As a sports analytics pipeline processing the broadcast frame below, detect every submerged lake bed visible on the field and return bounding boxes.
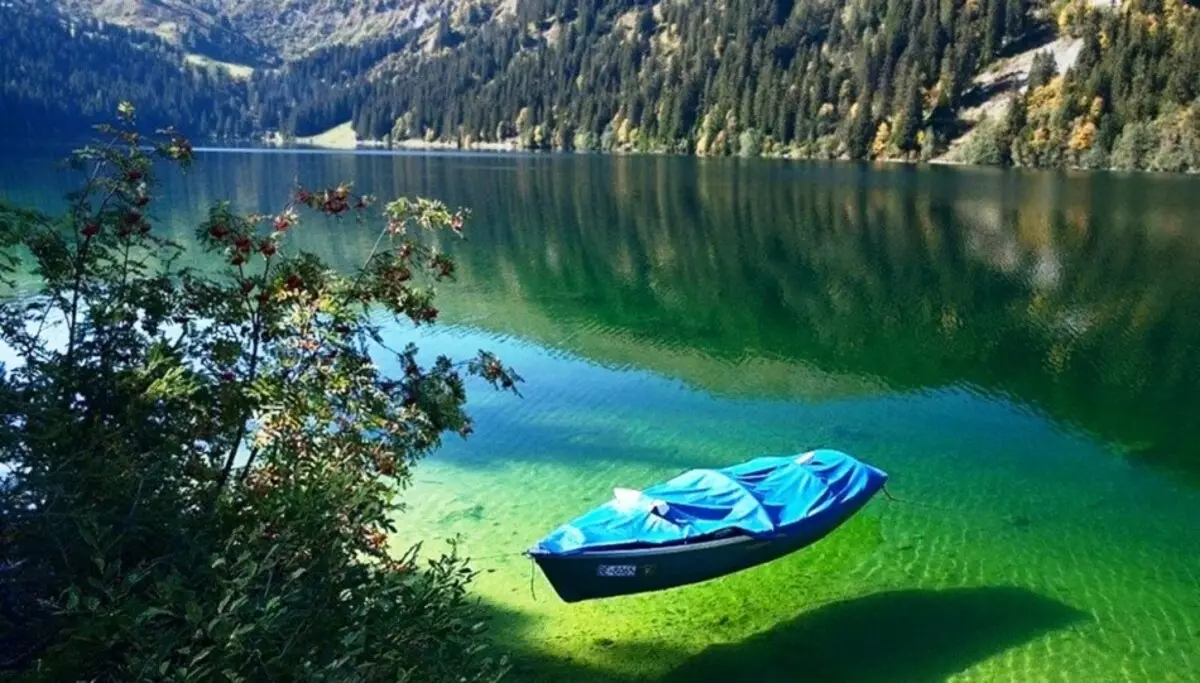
[4,149,1200,682]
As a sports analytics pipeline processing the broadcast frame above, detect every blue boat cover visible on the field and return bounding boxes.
[529,449,888,557]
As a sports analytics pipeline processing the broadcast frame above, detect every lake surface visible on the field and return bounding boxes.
[4,149,1200,682]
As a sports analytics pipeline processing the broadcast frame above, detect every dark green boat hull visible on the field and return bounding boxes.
[532,516,851,603]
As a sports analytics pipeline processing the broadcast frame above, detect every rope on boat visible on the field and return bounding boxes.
[528,557,538,602]
[882,484,903,503]
[880,483,965,513]
[881,483,941,508]
[456,550,541,601]
[468,551,527,563]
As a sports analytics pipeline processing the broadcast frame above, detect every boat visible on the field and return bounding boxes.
[527,448,888,603]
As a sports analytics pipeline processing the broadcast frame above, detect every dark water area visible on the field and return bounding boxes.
[3,149,1198,681]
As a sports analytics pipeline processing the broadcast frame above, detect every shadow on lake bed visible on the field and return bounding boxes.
[496,586,1087,683]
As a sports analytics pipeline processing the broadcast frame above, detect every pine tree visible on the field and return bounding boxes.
[848,91,875,159]
[1000,92,1027,164]
[1006,0,1027,42]
[985,0,1007,60]
[893,76,925,152]
[1028,51,1058,91]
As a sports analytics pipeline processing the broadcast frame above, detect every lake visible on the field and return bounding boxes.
[3,149,1199,682]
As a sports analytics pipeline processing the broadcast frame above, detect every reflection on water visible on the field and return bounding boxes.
[4,150,1200,681]
[440,157,1200,480]
[49,149,1197,482]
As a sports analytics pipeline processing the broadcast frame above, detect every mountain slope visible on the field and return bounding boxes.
[0,0,252,140]
[60,0,458,62]
[332,0,1041,159]
[318,0,1200,172]
[59,0,275,66]
[3,0,1199,172]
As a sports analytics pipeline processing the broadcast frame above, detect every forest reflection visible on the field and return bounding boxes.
[9,149,1199,481]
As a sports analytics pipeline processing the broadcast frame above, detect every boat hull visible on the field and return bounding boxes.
[532,497,872,602]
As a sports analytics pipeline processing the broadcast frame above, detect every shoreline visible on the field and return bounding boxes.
[182,136,1199,177]
[181,142,1079,174]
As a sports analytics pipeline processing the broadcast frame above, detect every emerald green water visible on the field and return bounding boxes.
[4,150,1200,681]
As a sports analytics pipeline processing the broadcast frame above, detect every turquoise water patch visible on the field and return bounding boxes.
[394,326,1200,683]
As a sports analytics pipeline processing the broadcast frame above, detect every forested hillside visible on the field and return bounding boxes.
[959,0,1200,171]
[61,0,441,61]
[342,0,1038,159]
[2,0,1199,171]
[59,0,277,67]
[0,0,253,139]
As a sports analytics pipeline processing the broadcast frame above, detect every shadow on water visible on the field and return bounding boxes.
[659,587,1086,683]
[489,587,1087,683]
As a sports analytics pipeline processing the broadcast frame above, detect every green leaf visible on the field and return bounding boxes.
[191,647,212,667]
[137,607,174,625]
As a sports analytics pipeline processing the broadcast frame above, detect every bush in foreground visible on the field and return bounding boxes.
[0,105,520,681]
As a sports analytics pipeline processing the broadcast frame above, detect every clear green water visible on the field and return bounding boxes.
[4,150,1200,682]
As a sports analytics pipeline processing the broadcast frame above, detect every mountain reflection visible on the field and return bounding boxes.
[376,154,1200,482]
[8,149,1200,481]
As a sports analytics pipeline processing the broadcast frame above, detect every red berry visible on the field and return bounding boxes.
[259,240,277,257]
[81,222,100,238]
[123,210,142,225]
[285,274,304,291]
[231,254,246,266]
[134,195,151,207]
[273,217,290,232]
[234,236,252,253]
[240,280,255,295]
[209,223,230,239]
[220,371,235,382]
[125,168,144,182]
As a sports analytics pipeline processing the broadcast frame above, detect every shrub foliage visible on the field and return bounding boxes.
[0,105,520,682]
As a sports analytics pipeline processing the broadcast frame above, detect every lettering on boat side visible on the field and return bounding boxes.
[596,564,658,577]
[597,564,638,577]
